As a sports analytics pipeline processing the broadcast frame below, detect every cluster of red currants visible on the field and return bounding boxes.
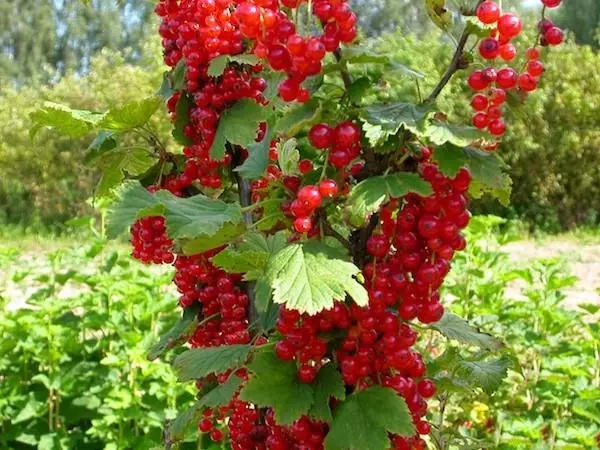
[468,0,564,139]
[234,0,357,103]
[130,216,174,264]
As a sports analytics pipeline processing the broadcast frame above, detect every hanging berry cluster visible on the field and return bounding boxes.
[112,0,567,449]
[468,0,564,140]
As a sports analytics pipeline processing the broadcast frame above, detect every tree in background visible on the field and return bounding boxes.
[0,0,156,84]
[556,0,600,49]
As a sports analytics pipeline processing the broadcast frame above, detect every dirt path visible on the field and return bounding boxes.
[502,239,600,308]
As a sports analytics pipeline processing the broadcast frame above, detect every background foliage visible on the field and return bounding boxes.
[1,1,598,230]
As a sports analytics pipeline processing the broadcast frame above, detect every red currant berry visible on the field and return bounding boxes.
[542,0,561,8]
[367,234,390,258]
[496,68,518,89]
[418,379,437,398]
[298,365,318,383]
[476,1,500,24]
[488,119,507,136]
[298,159,314,174]
[479,38,500,59]
[518,73,538,92]
[470,94,488,111]
[334,121,361,147]
[467,70,489,91]
[527,60,545,77]
[544,27,564,46]
[500,43,517,61]
[297,185,323,210]
[472,112,490,129]
[309,123,334,149]
[526,47,541,60]
[498,13,523,39]
[294,217,313,233]
[318,179,338,198]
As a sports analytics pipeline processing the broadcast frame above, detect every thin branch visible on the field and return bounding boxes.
[425,29,472,103]
[333,49,352,90]
[425,0,486,103]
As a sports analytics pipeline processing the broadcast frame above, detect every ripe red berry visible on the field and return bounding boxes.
[470,94,488,111]
[298,365,318,383]
[488,119,507,136]
[499,43,517,61]
[334,121,361,147]
[467,71,489,91]
[527,60,545,77]
[234,2,261,28]
[518,73,538,92]
[472,112,489,129]
[298,159,314,174]
[297,185,323,210]
[479,38,500,59]
[490,87,507,105]
[544,27,564,46]
[199,418,213,432]
[279,78,300,102]
[210,429,224,442]
[318,179,338,198]
[497,13,523,39]
[306,37,327,61]
[309,123,334,149]
[542,0,561,8]
[526,47,541,60]
[476,1,500,24]
[294,217,313,233]
[367,234,390,258]
[496,68,518,89]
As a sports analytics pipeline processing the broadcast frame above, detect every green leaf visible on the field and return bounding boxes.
[240,351,313,425]
[95,148,158,196]
[423,120,487,147]
[147,305,201,361]
[277,138,300,176]
[30,102,103,138]
[347,77,371,104]
[433,143,512,205]
[154,190,242,240]
[181,221,247,255]
[172,94,194,146]
[324,387,415,450]
[431,312,504,352]
[212,231,287,280]
[265,241,368,314]
[309,363,345,423]
[208,54,261,77]
[173,345,252,381]
[464,16,496,38]
[84,131,117,164]
[167,375,243,444]
[210,99,268,160]
[456,357,511,394]
[345,172,433,227]
[234,122,273,180]
[572,399,600,424]
[341,47,424,79]
[105,182,163,239]
[98,96,162,131]
[106,182,242,242]
[361,102,435,146]
[158,60,187,100]
[274,99,321,137]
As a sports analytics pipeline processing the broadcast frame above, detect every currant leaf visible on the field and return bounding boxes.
[95,147,157,197]
[265,241,368,315]
[274,99,321,137]
[172,93,194,146]
[277,138,300,176]
[361,102,436,147]
[180,221,248,255]
[173,345,252,381]
[431,312,505,352]
[309,363,346,423]
[166,375,243,444]
[456,357,511,394]
[106,182,164,239]
[239,351,313,425]
[30,102,104,138]
[210,99,268,160]
[324,387,415,450]
[147,305,201,361]
[98,96,162,132]
[422,120,487,147]
[234,121,273,180]
[207,54,261,77]
[345,172,433,227]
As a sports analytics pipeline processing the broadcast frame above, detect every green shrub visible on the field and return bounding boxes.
[0,40,171,230]
[0,238,195,449]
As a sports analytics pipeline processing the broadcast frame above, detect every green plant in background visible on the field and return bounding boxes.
[0,233,197,450]
[429,216,600,449]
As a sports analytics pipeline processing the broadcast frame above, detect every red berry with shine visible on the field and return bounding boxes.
[309,123,334,149]
[367,234,390,258]
[544,27,564,46]
[471,94,488,111]
[319,179,338,198]
[476,1,500,24]
[497,13,523,39]
[334,121,361,147]
[479,38,500,60]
